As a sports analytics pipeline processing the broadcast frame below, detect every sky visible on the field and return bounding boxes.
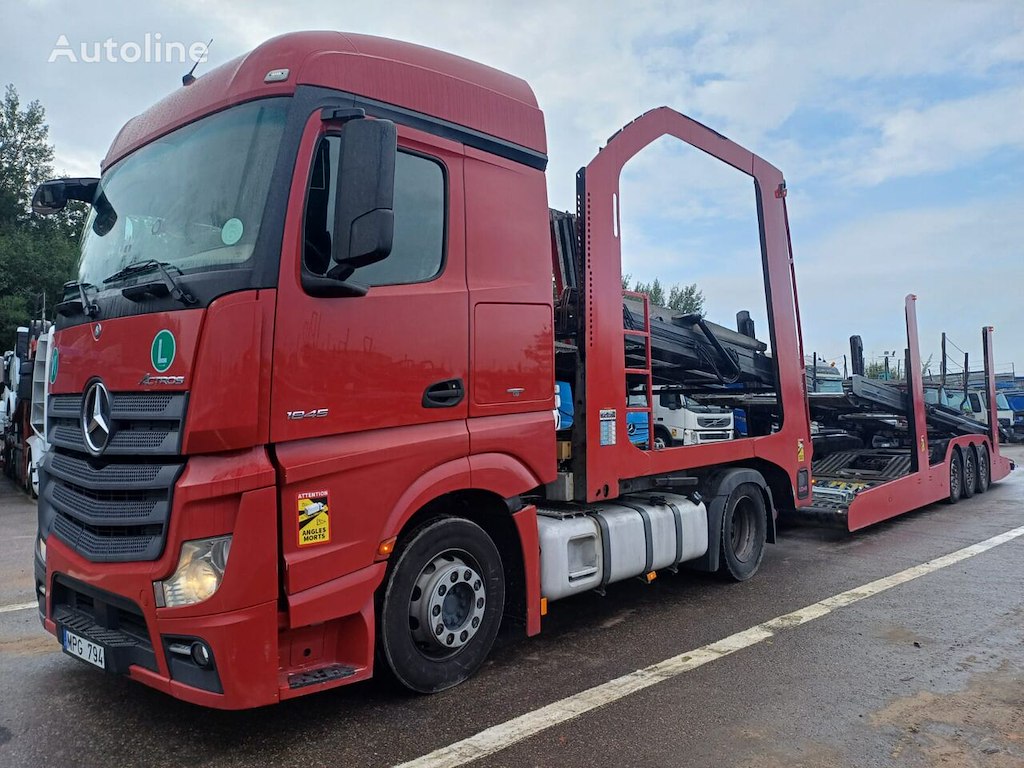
[4,0,1023,377]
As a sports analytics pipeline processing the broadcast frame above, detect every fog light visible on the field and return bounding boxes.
[156,536,232,608]
[190,641,213,669]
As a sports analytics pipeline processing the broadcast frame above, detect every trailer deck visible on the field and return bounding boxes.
[798,296,1013,530]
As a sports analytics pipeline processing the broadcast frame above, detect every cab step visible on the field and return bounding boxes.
[287,664,357,689]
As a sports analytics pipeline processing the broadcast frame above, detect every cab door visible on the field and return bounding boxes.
[271,111,468,593]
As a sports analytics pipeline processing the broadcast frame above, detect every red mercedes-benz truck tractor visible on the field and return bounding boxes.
[32,31,811,709]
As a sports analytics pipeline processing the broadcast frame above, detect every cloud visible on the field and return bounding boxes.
[851,86,1024,185]
[795,198,1024,368]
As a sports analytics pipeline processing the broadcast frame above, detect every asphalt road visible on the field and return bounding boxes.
[2,446,1022,768]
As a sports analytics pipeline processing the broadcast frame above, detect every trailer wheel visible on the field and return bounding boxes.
[718,483,767,582]
[961,447,976,500]
[653,427,672,450]
[946,449,963,504]
[378,517,504,693]
[973,444,990,494]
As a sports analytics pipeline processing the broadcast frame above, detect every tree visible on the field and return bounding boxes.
[622,274,705,316]
[0,84,53,225]
[667,282,704,315]
[0,84,82,344]
[631,278,665,306]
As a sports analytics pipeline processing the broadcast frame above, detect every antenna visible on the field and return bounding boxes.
[182,39,213,87]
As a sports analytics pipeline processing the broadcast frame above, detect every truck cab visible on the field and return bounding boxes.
[652,389,734,448]
[960,390,1014,435]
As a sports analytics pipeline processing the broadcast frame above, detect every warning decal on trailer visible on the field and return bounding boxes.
[297,490,331,547]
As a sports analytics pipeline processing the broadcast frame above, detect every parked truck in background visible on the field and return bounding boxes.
[2,323,53,497]
[1004,391,1024,441]
[960,390,1014,437]
[651,388,734,448]
[806,358,844,393]
[28,31,1010,710]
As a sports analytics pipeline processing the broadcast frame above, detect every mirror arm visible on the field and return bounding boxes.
[300,270,369,298]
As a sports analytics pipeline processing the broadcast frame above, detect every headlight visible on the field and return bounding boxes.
[156,536,232,608]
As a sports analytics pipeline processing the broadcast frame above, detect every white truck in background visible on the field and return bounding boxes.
[1,324,53,497]
[652,389,735,449]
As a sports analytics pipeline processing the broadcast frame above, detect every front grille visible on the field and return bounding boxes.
[697,416,731,428]
[51,574,157,673]
[41,390,186,563]
[48,391,186,456]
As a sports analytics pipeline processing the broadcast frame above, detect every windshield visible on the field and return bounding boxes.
[814,378,844,393]
[78,99,288,287]
[996,393,1010,410]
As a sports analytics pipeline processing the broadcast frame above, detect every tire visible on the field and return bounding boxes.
[378,517,505,694]
[974,444,990,494]
[718,483,767,582]
[946,449,963,504]
[961,446,976,500]
[653,427,672,451]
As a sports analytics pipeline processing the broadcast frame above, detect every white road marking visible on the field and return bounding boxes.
[396,523,1024,768]
[0,601,37,614]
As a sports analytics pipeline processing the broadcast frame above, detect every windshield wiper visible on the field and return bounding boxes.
[56,281,101,318]
[103,259,196,305]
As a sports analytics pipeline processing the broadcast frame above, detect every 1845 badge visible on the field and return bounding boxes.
[297,490,331,547]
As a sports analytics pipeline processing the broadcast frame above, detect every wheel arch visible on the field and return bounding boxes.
[380,459,538,639]
[692,466,774,573]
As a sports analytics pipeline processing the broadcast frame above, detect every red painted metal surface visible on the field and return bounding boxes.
[270,117,469,444]
[846,296,1012,531]
[985,326,1014,482]
[104,31,544,171]
[50,310,203,396]
[580,107,810,502]
[183,290,275,454]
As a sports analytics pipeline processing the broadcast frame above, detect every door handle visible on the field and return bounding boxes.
[423,378,465,408]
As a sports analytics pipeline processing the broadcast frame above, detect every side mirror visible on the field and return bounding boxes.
[32,178,99,216]
[332,118,397,270]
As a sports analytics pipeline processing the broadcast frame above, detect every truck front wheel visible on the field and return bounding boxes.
[653,427,672,450]
[718,483,767,582]
[378,517,505,693]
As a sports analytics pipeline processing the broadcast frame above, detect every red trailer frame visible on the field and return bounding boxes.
[840,295,1012,531]
[577,108,811,505]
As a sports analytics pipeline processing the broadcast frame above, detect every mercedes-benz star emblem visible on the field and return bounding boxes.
[81,381,112,455]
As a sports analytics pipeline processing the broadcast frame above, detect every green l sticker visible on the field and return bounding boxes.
[151,330,176,372]
[49,347,59,384]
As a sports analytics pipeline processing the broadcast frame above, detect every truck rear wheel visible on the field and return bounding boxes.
[378,517,505,693]
[946,449,963,504]
[961,447,976,500]
[718,483,766,582]
[974,445,990,494]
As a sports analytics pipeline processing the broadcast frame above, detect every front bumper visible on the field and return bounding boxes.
[38,530,280,709]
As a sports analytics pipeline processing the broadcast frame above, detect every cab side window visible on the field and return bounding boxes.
[303,135,446,286]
